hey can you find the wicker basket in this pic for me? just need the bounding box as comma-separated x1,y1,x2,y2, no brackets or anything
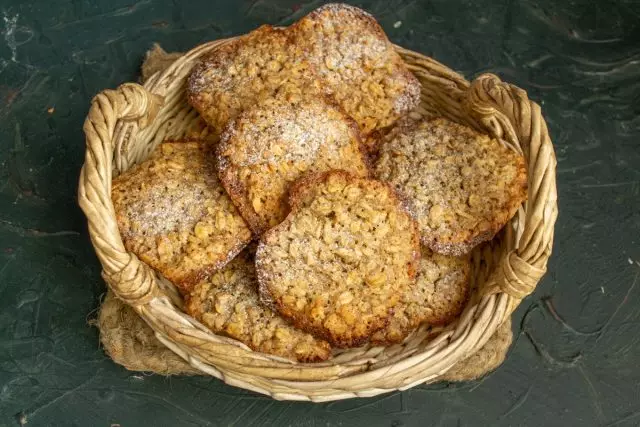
78,38,558,402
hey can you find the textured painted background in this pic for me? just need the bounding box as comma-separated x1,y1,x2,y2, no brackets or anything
1,0,639,426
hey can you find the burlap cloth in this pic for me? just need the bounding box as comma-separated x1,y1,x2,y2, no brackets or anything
94,45,513,382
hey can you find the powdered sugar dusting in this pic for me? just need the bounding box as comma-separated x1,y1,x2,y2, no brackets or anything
115,146,218,236
229,99,349,167
312,3,376,20
189,60,233,95
126,181,209,236
393,76,422,114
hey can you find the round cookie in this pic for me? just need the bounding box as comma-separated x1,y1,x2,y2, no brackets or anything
371,248,471,345
186,248,331,363
256,171,420,347
187,25,319,136
289,4,421,136
111,142,252,293
374,117,528,256
217,95,370,235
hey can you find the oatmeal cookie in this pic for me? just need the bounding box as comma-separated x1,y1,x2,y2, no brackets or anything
371,248,470,345
289,4,421,136
217,95,370,235
256,171,420,347
374,117,528,256
187,25,319,136
186,249,331,362
111,142,252,293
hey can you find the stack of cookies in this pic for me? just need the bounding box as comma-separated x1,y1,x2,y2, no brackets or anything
111,4,527,362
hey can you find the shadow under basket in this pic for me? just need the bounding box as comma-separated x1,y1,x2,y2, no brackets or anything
78,38,558,402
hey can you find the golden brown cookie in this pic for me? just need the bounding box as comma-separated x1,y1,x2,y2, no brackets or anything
371,247,470,345
374,117,528,256
111,142,252,293
185,248,331,362
187,25,318,136
217,95,370,235
256,171,420,347
289,4,421,136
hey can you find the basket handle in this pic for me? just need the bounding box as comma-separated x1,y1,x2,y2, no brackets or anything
78,83,164,306
467,74,558,303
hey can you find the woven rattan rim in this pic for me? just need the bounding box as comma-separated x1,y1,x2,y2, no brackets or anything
78,38,558,401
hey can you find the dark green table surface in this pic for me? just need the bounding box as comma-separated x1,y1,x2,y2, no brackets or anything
1,0,639,426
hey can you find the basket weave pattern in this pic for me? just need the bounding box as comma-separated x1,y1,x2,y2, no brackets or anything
78,39,557,401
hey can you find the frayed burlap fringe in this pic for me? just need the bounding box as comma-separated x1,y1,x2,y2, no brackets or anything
94,44,513,380
140,44,185,83
98,290,200,374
